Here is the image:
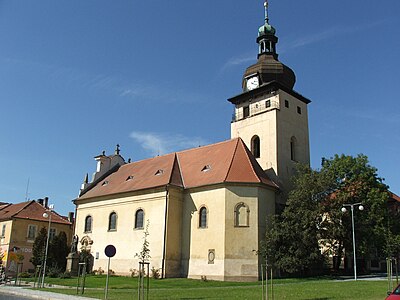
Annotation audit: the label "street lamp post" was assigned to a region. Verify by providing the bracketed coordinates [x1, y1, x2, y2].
[341, 203, 364, 281]
[41, 204, 54, 288]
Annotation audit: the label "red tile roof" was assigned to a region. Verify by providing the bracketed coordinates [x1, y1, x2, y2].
[78, 138, 278, 200]
[0, 201, 72, 225]
[390, 192, 400, 202]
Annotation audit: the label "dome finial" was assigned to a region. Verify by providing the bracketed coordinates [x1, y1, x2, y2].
[264, 0, 269, 24]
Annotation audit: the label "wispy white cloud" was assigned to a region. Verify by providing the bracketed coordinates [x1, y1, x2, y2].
[220, 53, 255, 72]
[130, 131, 208, 156]
[2, 57, 206, 104]
[117, 83, 205, 104]
[221, 20, 387, 71]
[281, 19, 386, 52]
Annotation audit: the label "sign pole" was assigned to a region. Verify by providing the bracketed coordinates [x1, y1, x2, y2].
[105, 256, 111, 300]
[103, 245, 116, 300]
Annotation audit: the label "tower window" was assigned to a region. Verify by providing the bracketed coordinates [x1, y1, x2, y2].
[266, 100, 271, 108]
[290, 136, 297, 161]
[243, 106, 250, 118]
[285, 100, 289, 108]
[251, 135, 261, 158]
[297, 106, 302, 114]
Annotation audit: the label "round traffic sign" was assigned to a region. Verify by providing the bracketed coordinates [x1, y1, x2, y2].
[104, 245, 116, 258]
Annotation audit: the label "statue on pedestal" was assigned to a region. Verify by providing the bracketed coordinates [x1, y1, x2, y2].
[66, 235, 80, 276]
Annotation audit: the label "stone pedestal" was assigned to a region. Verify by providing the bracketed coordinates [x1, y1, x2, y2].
[66, 252, 79, 276]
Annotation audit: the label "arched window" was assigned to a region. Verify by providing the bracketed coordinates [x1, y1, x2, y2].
[251, 135, 260, 158]
[290, 136, 297, 161]
[199, 206, 207, 228]
[84, 215, 92, 233]
[234, 203, 250, 227]
[135, 209, 144, 229]
[108, 212, 117, 231]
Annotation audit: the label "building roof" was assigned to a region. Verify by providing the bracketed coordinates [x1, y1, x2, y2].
[0, 200, 72, 225]
[78, 138, 278, 200]
[389, 191, 400, 202]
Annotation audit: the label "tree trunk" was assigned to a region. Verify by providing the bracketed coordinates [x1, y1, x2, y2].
[334, 241, 343, 272]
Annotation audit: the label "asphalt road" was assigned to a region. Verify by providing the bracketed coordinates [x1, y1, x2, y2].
[0, 285, 97, 300]
[0, 293, 36, 300]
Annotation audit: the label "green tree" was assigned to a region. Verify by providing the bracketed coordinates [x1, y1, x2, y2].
[48, 231, 69, 271]
[136, 220, 151, 263]
[386, 200, 400, 259]
[318, 154, 389, 272]
[263, 154, 393, 275]
[30, 227, 47, 267]
[263, 164, 326, 276]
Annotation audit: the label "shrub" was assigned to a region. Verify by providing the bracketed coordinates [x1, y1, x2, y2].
[47, 266, 62, 278]
[129, 268, 138, 278]
[59, 272, 72, 279]
[93, 267, 105, 275]
[151, 267, 160, 279]
[18, 272, 31, 278]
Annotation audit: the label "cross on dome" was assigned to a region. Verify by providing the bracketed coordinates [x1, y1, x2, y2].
[264, 0, 269, 24]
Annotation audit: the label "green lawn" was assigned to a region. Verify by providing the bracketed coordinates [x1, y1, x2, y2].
[25, 275, 393, 300]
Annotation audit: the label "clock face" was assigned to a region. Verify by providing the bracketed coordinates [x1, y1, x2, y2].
[246, 76, 259, 90]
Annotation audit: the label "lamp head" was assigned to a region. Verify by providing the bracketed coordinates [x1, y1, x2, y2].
[43, 212, 49, 218]
[358, 205, 364, 211]
[341, 207, 347, 213]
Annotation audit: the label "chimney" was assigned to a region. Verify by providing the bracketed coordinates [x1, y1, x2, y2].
[44, 197, 49, 208]
[68, 212, 74, 223]
[37, 198, 44, 206]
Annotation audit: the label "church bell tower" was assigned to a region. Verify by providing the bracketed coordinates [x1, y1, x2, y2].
[229, 1, 311, 194]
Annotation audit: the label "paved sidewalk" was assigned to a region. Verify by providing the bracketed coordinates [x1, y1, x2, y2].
[0, 284, 98, 300]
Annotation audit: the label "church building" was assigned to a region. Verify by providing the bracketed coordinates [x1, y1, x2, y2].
[73, 1, 311, 281]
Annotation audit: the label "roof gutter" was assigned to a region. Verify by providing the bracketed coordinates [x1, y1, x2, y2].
[161, 185, 169, 279]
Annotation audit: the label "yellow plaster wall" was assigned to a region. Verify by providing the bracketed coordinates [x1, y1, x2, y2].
[224, 185, 275, 281]
[0, 218, 72, 273]
[0, 220, 13, 266]
[231, 97, 279, 173]
[276, 90, 310, 192]
[75, 189, 169, 275]
[164, 187, 183, 277]
[181, 186, 226, 280]
[231, 89, 310, 194]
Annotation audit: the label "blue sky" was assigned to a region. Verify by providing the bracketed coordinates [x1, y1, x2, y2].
[0, 1, 399, 215]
